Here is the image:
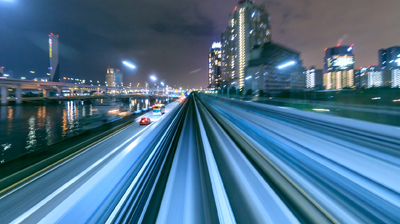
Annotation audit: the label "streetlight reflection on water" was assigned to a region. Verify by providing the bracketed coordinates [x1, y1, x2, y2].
[0, 97, 164, 163]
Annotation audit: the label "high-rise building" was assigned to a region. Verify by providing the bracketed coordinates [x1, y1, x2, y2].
[246, 42, 304, 96]
[0, 66, 3, 76]
[49, 33, 60, 82]
[305, 66, 323, 89]
[378, 46, 400, 87]
[208, 42, 222, 89]
[115, 69, 123, 87]
[323, 45, 355, 90]
[355, 66, 383, 88]
[221, 0, 271, 90]
[106, 67, 116, 87]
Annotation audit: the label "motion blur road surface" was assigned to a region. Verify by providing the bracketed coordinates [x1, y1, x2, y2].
[0, 94, 399, 224]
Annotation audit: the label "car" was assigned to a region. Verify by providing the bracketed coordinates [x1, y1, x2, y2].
[139, 117, 151, 125]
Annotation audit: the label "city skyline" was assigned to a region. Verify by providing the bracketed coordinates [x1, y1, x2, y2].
[1, 0, 400, 88]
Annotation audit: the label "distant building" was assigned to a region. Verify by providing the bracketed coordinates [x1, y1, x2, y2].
[221, 0, 271, 90]
[208, 42, 222, 89]
[323, 45, 355, 90]
[305, 66, 323, 89]
[115, 69, 123, 87]
[355, 66, 383, 88]
[245, 42, 304, 96]
[106, 67, 116, 87]
[378, 46, 400, 87]
[49, 33, 60, 82]
[61, 77, 84, 84]
[1, 69, 14, 79]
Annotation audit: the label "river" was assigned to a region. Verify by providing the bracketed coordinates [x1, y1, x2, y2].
[0, 96, 167, 163]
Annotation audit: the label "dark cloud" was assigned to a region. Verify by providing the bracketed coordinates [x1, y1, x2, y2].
[0, 0, 399, 88]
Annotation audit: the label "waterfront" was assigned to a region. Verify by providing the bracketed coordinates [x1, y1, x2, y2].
[0, 97, 167, 163]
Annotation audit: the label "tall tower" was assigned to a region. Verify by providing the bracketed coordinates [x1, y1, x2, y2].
[49, 33, 60, 82]
[221, 0, 271, 90]
[208, 42, 222, 88]
[114, 69, 123, 87]
[106, 67, 116, 87]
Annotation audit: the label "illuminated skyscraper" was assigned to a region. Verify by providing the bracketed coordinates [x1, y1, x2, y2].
[323, 45, 355, 90]
[106, 67, 115, 87]
[356, 67, 382, 88]
[305, 66, 322, 89]
[115, 69, 123, 87]
[49, 33, 60, 82]
[208, 42, 222, 88]
[221, 0, 271, 90]
[378, 46, 400, 87]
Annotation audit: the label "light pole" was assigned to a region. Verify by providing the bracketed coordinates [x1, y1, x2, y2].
[161, 82, 165, 95]
[150, 75, 157, 95]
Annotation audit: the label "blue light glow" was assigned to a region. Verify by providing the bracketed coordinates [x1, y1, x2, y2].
[277, 61, 296, 69]
[123, 61, 136, 69]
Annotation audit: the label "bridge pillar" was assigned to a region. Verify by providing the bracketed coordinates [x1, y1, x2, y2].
[43, 89, 49, 98]
[16, 84, 22, 105]
[56, 87, 62, 97]
[1, 86, 8, 105]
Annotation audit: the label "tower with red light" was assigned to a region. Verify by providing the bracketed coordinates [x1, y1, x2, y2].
[49, 33, 60, 82]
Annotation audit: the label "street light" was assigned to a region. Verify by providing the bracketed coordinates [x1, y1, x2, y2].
[150, 75, 157, 81]
[122, 61, 136, 69]
[277, 61, 295, 69]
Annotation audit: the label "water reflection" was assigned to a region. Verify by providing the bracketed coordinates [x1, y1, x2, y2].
[46, 116, 52, 145]
[0, 96, 162, 163]
[7, 107, 13, 120]
[62, 108, 67, 138]
[26, 116, 37, 151]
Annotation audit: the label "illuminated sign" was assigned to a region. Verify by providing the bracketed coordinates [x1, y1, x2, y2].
[212, 42, 222, 49]
[333, 56, 354, 67]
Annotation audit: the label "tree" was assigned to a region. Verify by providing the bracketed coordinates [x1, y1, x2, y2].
[245, 89, 253, 96]
[230, 86, 236, 96]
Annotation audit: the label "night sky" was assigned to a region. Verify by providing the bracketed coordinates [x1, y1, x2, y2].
[1, 0, 399, 88]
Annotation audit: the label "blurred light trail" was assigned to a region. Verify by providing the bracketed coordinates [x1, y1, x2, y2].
[189, 68, 202, 74]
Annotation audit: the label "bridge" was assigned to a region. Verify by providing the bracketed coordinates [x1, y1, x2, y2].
[0, 78, 178, 105]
